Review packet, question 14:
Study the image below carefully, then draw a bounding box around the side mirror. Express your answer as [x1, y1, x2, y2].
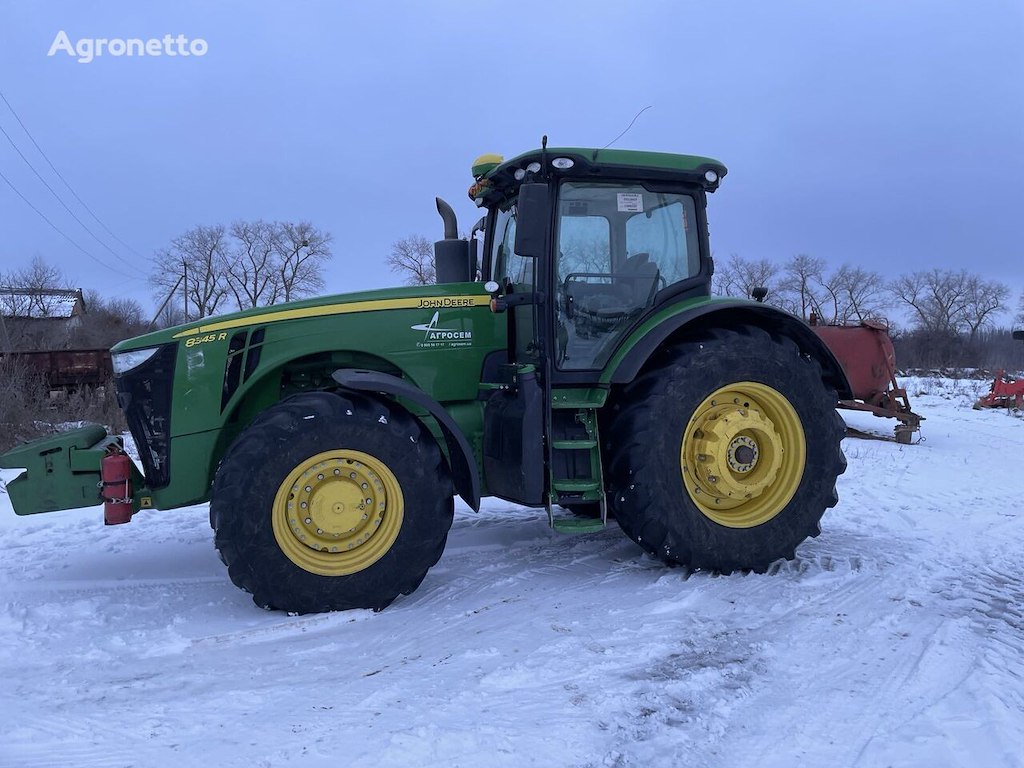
[513, 183, 551, 259]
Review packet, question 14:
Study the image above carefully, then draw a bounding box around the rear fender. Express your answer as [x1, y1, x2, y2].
[605, 300, 853, 399]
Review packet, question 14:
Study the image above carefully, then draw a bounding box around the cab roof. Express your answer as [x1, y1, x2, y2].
[471, 147, 728, 205]
[493, 147, 726, 179]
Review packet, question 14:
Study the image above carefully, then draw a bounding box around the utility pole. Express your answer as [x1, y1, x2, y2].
[0, 307, 10, 353]
[182, 259, 188, 323]
[0, 286, 12, 353]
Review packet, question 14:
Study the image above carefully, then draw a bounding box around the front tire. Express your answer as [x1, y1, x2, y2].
[606, 326, 846, 573]
[211, 391, 454, 613]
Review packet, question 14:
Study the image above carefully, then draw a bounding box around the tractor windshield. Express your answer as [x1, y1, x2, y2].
[555, 182, 700, 370]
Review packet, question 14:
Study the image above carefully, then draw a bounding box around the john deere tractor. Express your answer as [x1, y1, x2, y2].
[0, 145, 849, 614]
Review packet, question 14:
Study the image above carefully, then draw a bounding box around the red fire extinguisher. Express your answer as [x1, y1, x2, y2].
[101, 445, 134, 525]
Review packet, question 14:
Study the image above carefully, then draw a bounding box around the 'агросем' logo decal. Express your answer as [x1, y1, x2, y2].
[411, 311, 473, 349]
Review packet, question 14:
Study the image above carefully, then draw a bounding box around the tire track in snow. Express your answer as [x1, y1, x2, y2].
[931, 559, 1024, 715]
[688, 546, 1024, 768]
[1, 712, 157, 768]
[592, 552, 898, 765]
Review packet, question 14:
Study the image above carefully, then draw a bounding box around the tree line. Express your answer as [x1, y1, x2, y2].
[150, 220, 333, 322]
[1, 218, 333, 352]
[386, 237, 1024, 370]
[714, 253, 1024, 370]
[0, 256, 148, 351]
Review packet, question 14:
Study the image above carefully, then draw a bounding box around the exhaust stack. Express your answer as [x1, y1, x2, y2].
[433, 197, 472, 283]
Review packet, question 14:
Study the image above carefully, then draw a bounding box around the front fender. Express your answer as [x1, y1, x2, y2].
[331, 369, 481, 512]
[603, 298, 853, 399]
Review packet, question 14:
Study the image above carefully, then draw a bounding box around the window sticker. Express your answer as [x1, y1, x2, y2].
[617, 193, 644, 213]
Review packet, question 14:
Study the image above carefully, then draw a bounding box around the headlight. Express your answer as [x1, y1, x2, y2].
[112, 346, 160, 375]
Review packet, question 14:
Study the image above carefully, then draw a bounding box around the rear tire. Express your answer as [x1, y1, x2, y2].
[606, 326, 846, 573]
[211, 391, 453, 613]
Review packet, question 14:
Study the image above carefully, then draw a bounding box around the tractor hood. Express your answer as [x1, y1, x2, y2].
[112, 284, 492, 355]
[105, 280, 500, 507]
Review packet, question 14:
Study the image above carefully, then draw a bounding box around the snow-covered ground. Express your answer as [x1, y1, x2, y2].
[1, 377, 1022, 768]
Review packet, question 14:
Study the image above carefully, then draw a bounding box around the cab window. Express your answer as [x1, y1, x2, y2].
[555, 182, 700, 370]
[490, 204, 533, 289]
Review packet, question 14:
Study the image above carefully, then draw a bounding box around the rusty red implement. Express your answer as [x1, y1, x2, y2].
[810, 319, 922, 444]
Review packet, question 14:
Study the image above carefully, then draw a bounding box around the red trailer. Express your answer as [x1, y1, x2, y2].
[0, 348, 113, 390]
[810, 319, 922, 444]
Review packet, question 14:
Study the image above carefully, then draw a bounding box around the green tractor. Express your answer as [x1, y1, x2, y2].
[0, 145, 849, 613]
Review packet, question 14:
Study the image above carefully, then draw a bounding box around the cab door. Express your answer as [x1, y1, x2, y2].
[481, 190, 549, 505]
[490, 203, 539, 365]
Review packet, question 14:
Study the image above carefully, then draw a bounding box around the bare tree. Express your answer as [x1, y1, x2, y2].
[1017, 290, 1024, 326]
[889, 269, 972, 335]
[150, 220, 333, 319]
[0, 256, 74, 350]
[830, 265, 891, 324]
[890, 269, 1008, 338]
[274, 221, 331, 302]
[713, 254, 783, 306]
[560, 235, 611, 276]
[962, 274, 1009, 341]
[151, 225, 231, 320]
[154, 302, 185, 329]
[1, 255, 69, 317]
[226, 220, 281, 309]
[73, 291, 147, 347]
[777, 254, 827, 320]
[387, 235, 436, 286]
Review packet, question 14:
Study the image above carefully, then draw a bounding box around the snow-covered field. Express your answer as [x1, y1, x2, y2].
[1, 377, 1021, 768]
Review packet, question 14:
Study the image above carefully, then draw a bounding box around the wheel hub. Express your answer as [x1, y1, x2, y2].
[727, 435, 759, 473]
[680, 383, 806, 528]
[688, 402, 783, 504]
[272, 450, 403, 575]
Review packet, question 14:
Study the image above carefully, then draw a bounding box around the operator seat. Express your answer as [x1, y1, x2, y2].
[616, 252, 660, 308]
[573, 252, 660, 335]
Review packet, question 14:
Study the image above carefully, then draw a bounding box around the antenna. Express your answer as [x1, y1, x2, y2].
[600, 105, 653, 152]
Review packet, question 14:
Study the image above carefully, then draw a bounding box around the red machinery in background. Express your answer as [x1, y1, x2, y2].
[810, 318, 922, 444]
[974, 330, 1024, 410]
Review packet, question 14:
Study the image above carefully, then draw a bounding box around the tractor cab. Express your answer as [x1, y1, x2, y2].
[468, 147, 725, 383]
[455, 147, 729, 527]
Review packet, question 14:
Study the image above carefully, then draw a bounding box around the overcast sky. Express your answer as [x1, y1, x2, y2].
[1, 1, 1022, 322]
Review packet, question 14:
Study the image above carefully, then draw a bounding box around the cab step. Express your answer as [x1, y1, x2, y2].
[546, 397, 608, 533]
[550, 387, 608, 410]
[551, 516, 607, 534]
[551, 478, 602, 493]
[552, 439, 597, 450]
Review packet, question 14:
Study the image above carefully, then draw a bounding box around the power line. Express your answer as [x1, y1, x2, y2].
[0, 89, 148, 262]
[0, 121, 148, 278]
[0, 167, 139, 279]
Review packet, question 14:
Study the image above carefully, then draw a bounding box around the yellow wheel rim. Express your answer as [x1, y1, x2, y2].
[271, 449, 404, 576]
[680, 381, 806, 528]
